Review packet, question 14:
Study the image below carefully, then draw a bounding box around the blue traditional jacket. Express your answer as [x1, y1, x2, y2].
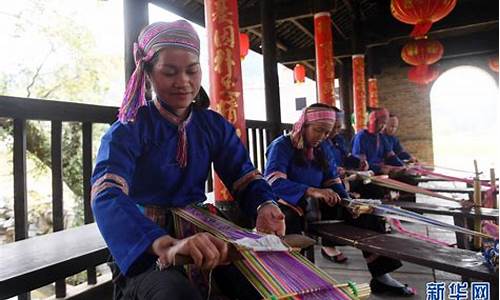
[352, 129, 403, 174]
[328, 134, 350, 167]
[264, 135, 348, 206]
[383, 134, 412, 161]
[91, 101, 274, 275]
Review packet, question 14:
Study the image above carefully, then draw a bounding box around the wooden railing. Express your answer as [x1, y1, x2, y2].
[0, 95, 291, 298]
[0, 96, 117, 299]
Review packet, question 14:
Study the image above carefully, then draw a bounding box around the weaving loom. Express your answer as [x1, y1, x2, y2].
[171, 205, 370, 300]
[341, 198, 494, 239]
[350, 170, 468, 203]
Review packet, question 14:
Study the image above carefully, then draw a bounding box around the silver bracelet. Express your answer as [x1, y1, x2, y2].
[155, 258, 171, 271]
[257, 200, 278, 213]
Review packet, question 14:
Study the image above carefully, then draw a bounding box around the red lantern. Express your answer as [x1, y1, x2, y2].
[488, 56, 499, 73]
[391, 0, 457, 37]
[239, 32, 249, 60]
[401, 38, 443, 66]
[408, 65, 439, 85]
[401, 38, 443, 75]
[294, 64, 306, 84]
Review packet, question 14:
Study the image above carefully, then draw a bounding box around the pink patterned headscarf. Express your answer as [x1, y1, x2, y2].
[118, 20, 200, 123]
[290, 105, 336, 160]
[367, 107, 389, 134]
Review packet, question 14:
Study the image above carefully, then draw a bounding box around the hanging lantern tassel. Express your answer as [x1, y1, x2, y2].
[294, 64, 306, 84]
[239, 32, 249, 60]
[488, 56, 499, 73]
[391, 0, 457, 38]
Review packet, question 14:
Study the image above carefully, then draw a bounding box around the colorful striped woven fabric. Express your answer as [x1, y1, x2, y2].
[171, 205, 357, 300]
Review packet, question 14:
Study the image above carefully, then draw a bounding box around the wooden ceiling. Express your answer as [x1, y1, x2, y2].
[148, 0, 499, 76]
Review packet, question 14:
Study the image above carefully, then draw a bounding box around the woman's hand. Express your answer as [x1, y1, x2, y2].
[359, 160, 369, 171]
[305, 187, 341, 206]
[256, 203, 286, 236]
[151, 233, 229, 270]
[337, 167, 346, 177]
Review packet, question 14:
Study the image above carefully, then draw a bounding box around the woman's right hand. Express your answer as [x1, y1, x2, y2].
[151, 232, 229, 270]
[359, 159, 369, 171]
[305, 187, 341, 206]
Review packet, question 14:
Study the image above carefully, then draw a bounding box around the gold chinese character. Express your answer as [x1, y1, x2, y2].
[212, 1, 232, 23]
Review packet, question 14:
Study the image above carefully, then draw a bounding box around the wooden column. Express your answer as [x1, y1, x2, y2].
[13, 119, 28, 242]
[205, 0, 246, 201]
[339, 59, 354, 140]
[82, 122, 97, 285]
[350, 0, 366, 132]
[14, 119, 29, 300]
[51, 121, 66, 298]
[367, 78, 379, 108]
[314, 12, 335, 106]
[352, 54, 367, 131]
[124, 0, 149, 82]
[260, 0, 282, 141]
[366, 47, 380, 108]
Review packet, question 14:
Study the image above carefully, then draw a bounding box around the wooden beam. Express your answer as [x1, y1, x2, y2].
[373, 30, 499, 67]
[278, 42, 351, 64]
[340, 0, 353, 14]
[439, 30, 498, 60]
[260, 0, 282, 140]
[339, 58, 354, 140]
[246, 28, 288, 51]
[279, 23, 498, 64]
[331, 19, 347, 40]
[124, 0, 148, 82]
[0, 96, 116, 123]
[290, 19, 313, 39]
[240, 0, 336, 30]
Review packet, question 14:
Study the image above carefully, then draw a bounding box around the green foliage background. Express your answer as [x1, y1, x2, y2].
[0, 0, 122, 228]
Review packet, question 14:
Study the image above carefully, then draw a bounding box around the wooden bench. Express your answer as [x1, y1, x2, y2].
[309, 222, 498, 290]
[0, 223, 111, 299]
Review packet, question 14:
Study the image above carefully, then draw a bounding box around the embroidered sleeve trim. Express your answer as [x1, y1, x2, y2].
[91, 173, 129, 203]
[265, 171, 288, 185]
[232, 169, 264, 193]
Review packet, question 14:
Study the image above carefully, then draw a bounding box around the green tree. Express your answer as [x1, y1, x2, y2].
[0, 0, 122, 226]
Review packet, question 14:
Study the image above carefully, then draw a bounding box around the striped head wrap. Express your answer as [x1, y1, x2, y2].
[290, 105, 336, 160]
[367, 107, 389, 134]
[118, 20, 200, 123]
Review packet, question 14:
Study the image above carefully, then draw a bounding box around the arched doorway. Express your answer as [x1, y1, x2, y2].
[430, 66, 499, 173]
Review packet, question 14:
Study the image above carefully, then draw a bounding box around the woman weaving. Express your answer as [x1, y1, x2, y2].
[91, 20, 284, 300]
[264, 104, 415, 296]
